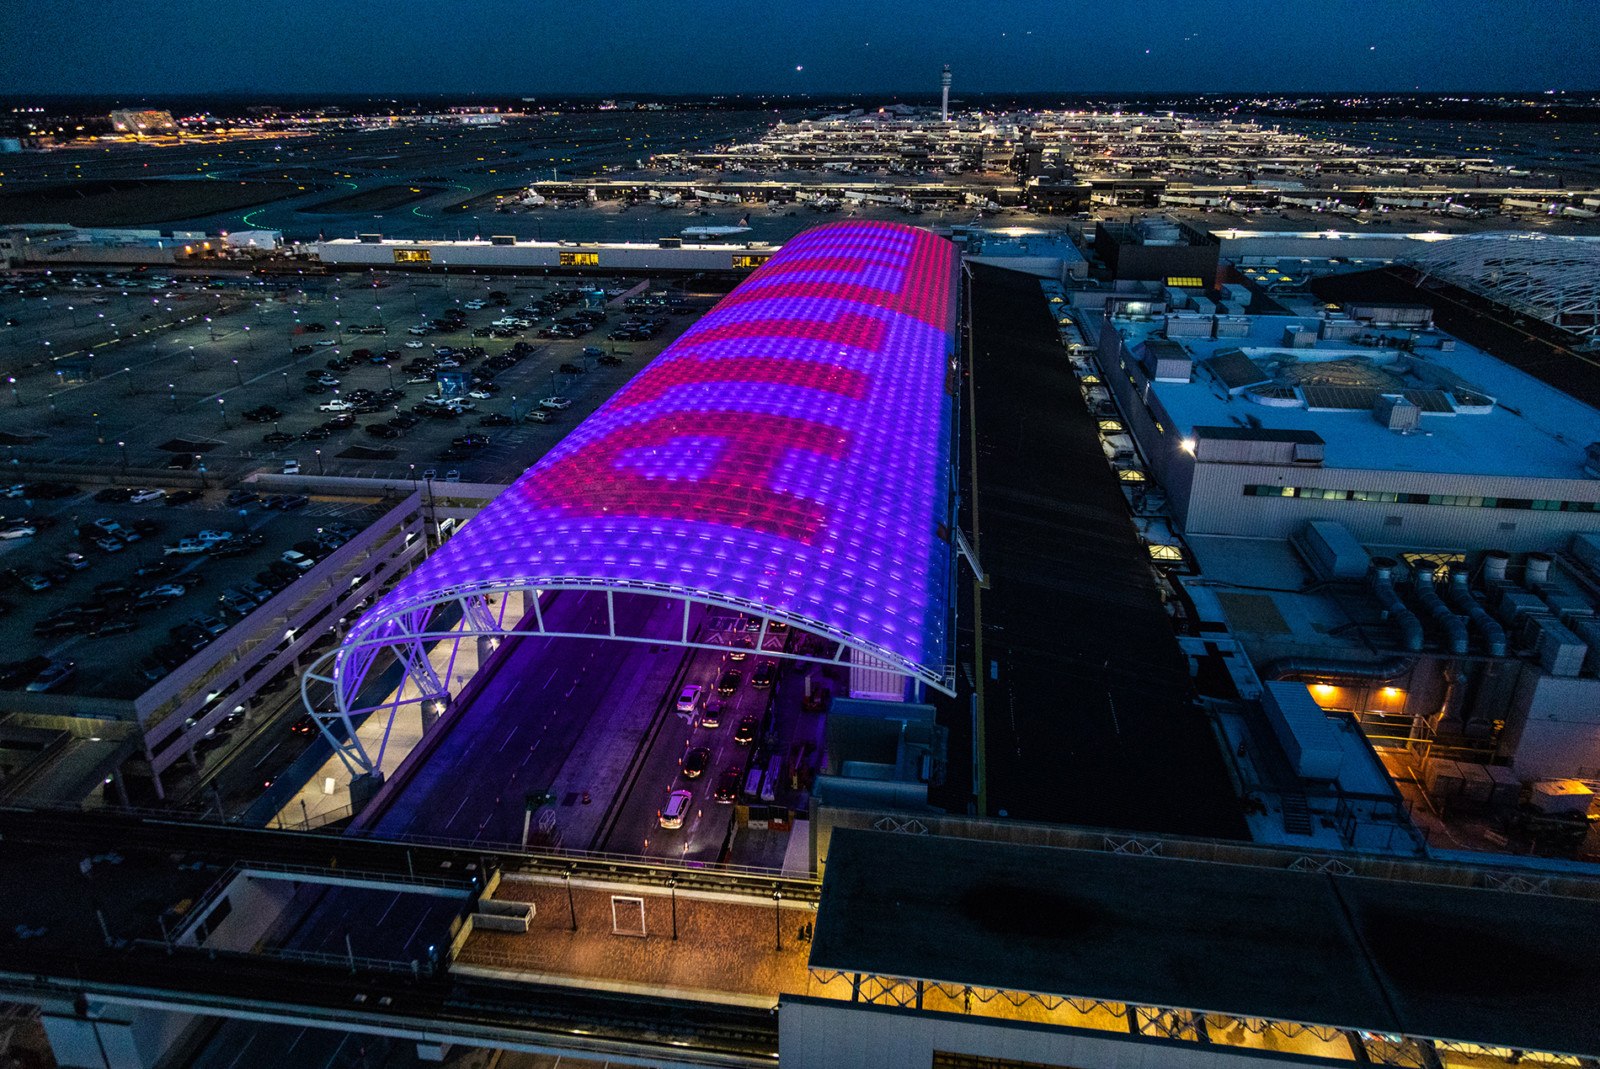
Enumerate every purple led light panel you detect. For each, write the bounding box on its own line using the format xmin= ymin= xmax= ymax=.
xmin=351 ymin=221 xmax=958 ymax=682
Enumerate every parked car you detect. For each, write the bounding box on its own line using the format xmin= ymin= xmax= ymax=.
xmin=25 ymin=660 xmax=76 ymax=693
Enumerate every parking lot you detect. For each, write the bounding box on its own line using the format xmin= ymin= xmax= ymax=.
xmin=0 ymin=481 xmax=386 ymax=700
xmin=0 ymin=268 xmax=711 ymax=488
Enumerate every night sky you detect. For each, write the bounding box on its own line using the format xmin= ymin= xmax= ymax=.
xmin=2 ymin=0 xmax=1597 ymax=96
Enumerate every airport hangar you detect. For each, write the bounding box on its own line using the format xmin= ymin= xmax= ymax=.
xmin=301 ymin=219 xmax=965 ymax=785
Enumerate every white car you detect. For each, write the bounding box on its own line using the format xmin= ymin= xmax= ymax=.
xmin=675 ymin=684 xmax=703 ymax=714
xmin=196 ymin=530 xmax=235 ymax=543
xmin=164 ymin=539 xmax=209 ymax=556
xmin=0 ymin=525 xmax=35 ymax=540
xmin=539 ymin=396 xmax=573 ymax=410
xmin=282 ymin=459 xmax=301 ymax=475
xmin=318 ymin=399 xmax=354 ymax=412
xmin=129 ymin=488 xmax=166 ymax=504
xmin=281 ymin=550 xmax=315 ymax=571
xmin=659 ymin=789 xmax=693 ymax=830
xmin=316 ymin=339 xmax=337 ymax=347
xmin=464 ymin=299 xmax=487 ymax=310
xmin=404 ymin=341 xmax=425 ymax=349
xmin=525 ymin=411 xmax=553 ymax=424
xmin=467 ymin=389 xmax=493 ymax=400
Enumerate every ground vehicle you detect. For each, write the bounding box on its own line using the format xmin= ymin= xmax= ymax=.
xmin=675 ymin=684 xmax=702 ymax=715
xmin=734 ymin=715 xmax=757 ymax=745
xmin=682 ymin=747 xmax=711 ymax=779
xmin=262 ymin=431 xmax=295 ymax=445
xmin=0 ymin=525 xmax=35 ymax=540
xmin=452 ymin=433 xmax=490 ymax=449
xmin=366 ymin=424 xmax=401 ymax=438
xmin=558 ymin=363 xmax=585 ymax=375
xmin=61 ymin=552 xmax=90 ymax=571
xmin=539 ymin=396 xmax=572 ymax=410
xmin=659 ymin=789 xmax=693 ymax=829
xmin=281 ymin=550 xmax=314 ymax=571
xmin=290 ymin=713 xmax=316 ymax=736
xmin=282 ymin=459 xmax=301 ymax=475
xmin=301 ymin=426 xmax=331 ymax=441
xmin=713 ymin=767 xmax=741 ymax=803
xmin=166 ymin=489 xmax=202 ymax=506
xmin=163 ymin=539 xmax=209 ymax=556
xmin=598 ymin=354 xmax=623 ymax=367
xmin=525 ymin=411 xmax=553 ymax=424
xmin=752 ymin=661 xmax=777 ymax=689
xmin=699 ymin=700 xmax=723 ymax=728
xmin=91 ymin=618 xmax=137 ymax=637
xmin=319 ymin=399 xmax=354 ymax=413
xmin=129 ymin=488 xmax=165 ymax=504
xmin=94 ymin=487 xmax=135 ymax=504
xmin=25 ymin=661 xmax=75 ymax=693
xmin=717 ymin=670 xmax=741 ymax=695
xmin=92 ymin=536 xmax=124 ymax=553
xmin=478 ymin=413 xmax=513 ymax=427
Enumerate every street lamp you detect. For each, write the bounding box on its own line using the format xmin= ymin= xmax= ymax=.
xmin=217 ymin=396 xmax=228 ymax=428
xmin=7 ymin=377 xmax=17 ymax=406
xmin=205 ymin=316 xmax=215 ymax=341
xmin=315 ymin=449 xmax=323 ymax=475
xmin=124 ymin=366 xmax=135 ymax=396
xmin=232 ymin=358 xmax=242 ymax=386
xmin=188 ymin=345 xmax=196 ymax=370
xmin=117 ymin=440 xmax=128 ymax=472
xmin=243 ymin=324 xmax=253 ymax=352
xmin=168 ymin=383 xmax=177 ymax=412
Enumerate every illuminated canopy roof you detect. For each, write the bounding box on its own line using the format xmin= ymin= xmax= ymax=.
xmin=346 ymin=221 xmax=959 ymax=692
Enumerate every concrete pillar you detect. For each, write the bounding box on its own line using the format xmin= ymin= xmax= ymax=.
xmin=475 ymin=635 xmax=495 ymax=665
xmin=110 ymin=768 xmax=130 ymax=808
xmin=41 ymin=1000 xmax=197 ymax=1069
xmin=415 ymin=1042 xmax=452 ymax=1062
xmin=349 ymin=770 xmax=385 ymax=813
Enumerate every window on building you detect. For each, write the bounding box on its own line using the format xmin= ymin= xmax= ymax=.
xmin=731 ymin=254 xmax=771 ymax=269
xmin=558 ymin=251 xmax=599 ymax=266
xmin=392 ymin=248 xmax=432 ymax=264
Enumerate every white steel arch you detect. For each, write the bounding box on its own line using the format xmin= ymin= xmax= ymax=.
xmin=1409 ymin=232 xmax=1600 ymax=343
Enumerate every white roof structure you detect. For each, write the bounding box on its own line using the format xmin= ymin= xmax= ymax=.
xmin=1408 ymin=232 xmax=1600 ymax=344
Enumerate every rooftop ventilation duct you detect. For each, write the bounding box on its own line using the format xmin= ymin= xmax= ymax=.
xmin=1448 ymin=568 xmax=1507 ymax=657
xmin=1370 ymin=557 xmax=1423 ymax=652
xmin=1413 ymin=563 xmax=1469 ymax=655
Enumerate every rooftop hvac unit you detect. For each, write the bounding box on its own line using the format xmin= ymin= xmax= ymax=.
xmin=490 ymin=235 xmax=516 ymax=246
xmin=358 ymin=233 xmax=383 ymax=244
xmin=657 ymin=237 xmax=682 ymax=249
xmin=1283 ymin=325 xmax=1317 ymax=349
xmin=1373 ymin=394 xmax=1421 ymax=433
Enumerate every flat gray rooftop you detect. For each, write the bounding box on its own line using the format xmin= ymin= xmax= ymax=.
xmin=1115 ymin=312 xmax=1600 ymax=480
xmin=812 ymin=829 xmax=1600 ymax=1057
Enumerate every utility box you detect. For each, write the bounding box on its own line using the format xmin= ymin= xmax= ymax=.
xmin=1262 ymin=681 xmax=1344 ymax=782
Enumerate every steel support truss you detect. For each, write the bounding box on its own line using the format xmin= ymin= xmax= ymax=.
xmin=1409 ymin=232 xmax=1600 ymax=343
xmin=302 ymin=582 xmax=956 ymax=776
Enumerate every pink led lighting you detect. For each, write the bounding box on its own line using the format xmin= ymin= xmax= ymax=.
xmin=352 ymin=220 xmax=958 ymax=683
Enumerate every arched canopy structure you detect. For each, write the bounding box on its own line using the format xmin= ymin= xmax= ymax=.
xmin=1409 ymin=232 xmax=1600 ymax=342
xmin=308 ymin=221 xmax=961 ymax=773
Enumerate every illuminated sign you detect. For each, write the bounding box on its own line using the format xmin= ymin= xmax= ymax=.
xmin=732 ymin=253 xmax=772 ymax=269
xmin=558 ymin=251 xmax=599 ymax=266
xmin=353 ymin=221 xmax=958 ymax=683
xmin=393 ymin=248 xmax=432 ymax=264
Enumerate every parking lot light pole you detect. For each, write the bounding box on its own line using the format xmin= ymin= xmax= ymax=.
xmin=281 ymin=370 xmax=289 ymax=395
xmin=188 ymin=345 xmax=197 ymax=370
xmin=232 ymin=358 xmax=242 ymax=386
xmin=168 ymin=383 xmax=177 ymax=412
xmin=124 ymin=366 xmax=135 ymax=396
xmin=117 ymin=441 xmax=127 ymax=473
xmin=315 ymin=449 xmax=323 ymax=475
xmin=217 ymin=397 xmax=228 ymax=429
xmin=7 ymin=377 xmax=18 ymax=406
